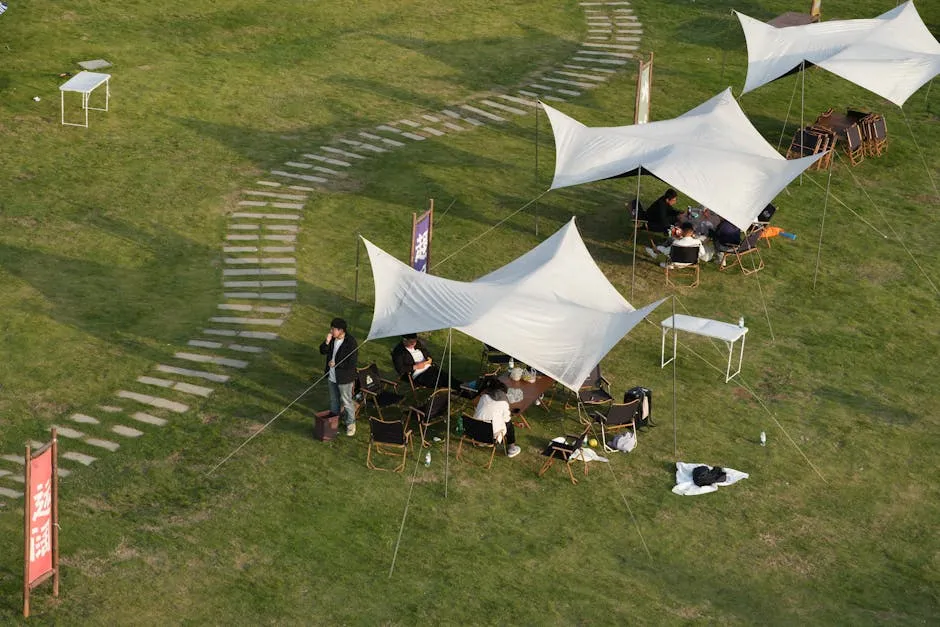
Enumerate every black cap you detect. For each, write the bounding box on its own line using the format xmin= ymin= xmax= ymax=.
xmin=330 ymin=318 xmax=347 ymax=331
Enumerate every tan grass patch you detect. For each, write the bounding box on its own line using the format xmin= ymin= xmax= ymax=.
xmin=857 ymin=260 xmax=903 ymax=285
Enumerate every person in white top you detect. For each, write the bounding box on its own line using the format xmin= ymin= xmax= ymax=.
xmin=472 ymin=377 xmax=521 ymax=458
xmin=646 ymin=222 xmax=708 ymax=263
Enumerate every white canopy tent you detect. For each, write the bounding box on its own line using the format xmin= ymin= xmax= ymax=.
xmin=736 ymin=2 xmax=940 ymax=107
xmin=542 ymin=89 xmax=824 ymax=231
xmin=365 ymin=218 xmax=665 ymax=392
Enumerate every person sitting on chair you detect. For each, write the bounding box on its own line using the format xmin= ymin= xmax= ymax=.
xmin=715 ymin=218 xmax=741 ymax=248
xmin=646 ymin=222 xmax=706 ymax=262
xmin=472 ymin=377 xmax=521 ymax=458
xmin=645 ymin=188 xmax=681 ymax=234
xmin=391 ymin=333 xmax=461 ymax=390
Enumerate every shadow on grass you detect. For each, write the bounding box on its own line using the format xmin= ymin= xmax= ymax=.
xmin=814 ymin=386 xmax=918 ymax=426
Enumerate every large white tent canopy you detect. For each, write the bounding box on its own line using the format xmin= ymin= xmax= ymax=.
xmin=736 ymin=2 xmax=940 ymax=106
xmin=365 ymin=218 xmax=665 ymax=392
xmin=542 ymin=89 xmax=823 ymax=231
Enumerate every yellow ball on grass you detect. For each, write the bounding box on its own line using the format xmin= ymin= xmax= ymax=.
xmin=588 ymin=438 xmax=598 ymax=447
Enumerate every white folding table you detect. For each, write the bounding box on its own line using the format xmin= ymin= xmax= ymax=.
xmin=661 ymin=314 xmax=748 ymax=382
xmin=59 ymin=71 xmax=111 ymax=127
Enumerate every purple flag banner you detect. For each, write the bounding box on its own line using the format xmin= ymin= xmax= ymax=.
xmin=410 ymin=205 xmax=433 ymax=273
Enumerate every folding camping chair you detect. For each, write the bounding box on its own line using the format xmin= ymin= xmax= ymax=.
xmin=407 ymin=388 xmax=452 ymax=447
xmin=807 ymin=126 xmax=836 ymax=170
xmin=538 ymin=426 xmax=592 ymax=485
xmin=479 ymin=343 xmax=512 ymax=376
xmin=719 ymin=226 xmax=765 ymax=275
xmin=456 ymin=414 xmax=506 ymax=470
xmin=786 ymin=128 xmax=824 ymax=161
xmin=366 ymin=414 xmax=414 ymax=472
xmin=593 ymin=398 xmax=640 ymax=452
xmin=754 ymin=203 xmax=778 ymax=249
xmin=664 ymin=244 xmax=700 ymax=288
xmin=356 ymin=363 xmax=404 ymax=420
xmin=860 ymin=114 xmax=888 ymax=157
xmin=844 ymin=123 xmax=866 ymax=166
xmin=565 ymin=364 xmax=613 ymax=411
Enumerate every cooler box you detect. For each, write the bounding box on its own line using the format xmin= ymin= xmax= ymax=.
xmin=314 ymin=410 xmax=339 ymax=441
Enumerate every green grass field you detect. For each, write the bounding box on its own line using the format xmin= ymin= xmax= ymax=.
xmin=1 ymin=0 xmax=938 ymax=624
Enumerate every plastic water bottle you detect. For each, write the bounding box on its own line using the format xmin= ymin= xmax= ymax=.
xmin=780 ymin=231 xmax=797 ymax=240
xmin=508 ymin=357 xmax=514 ymax=370
xmin=424 ymin=452 xmax=431 ymax=467
xmin=760 ymin=431 xmax=767 ymax=447
xmin=738 ymin=316 xmax=745 ymax=328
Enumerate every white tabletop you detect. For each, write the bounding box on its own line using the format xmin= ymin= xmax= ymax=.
xmin=60 ymin=71 xmax=111 ymax=93
xmin=661 ymin=314 xmax=747 ymax=342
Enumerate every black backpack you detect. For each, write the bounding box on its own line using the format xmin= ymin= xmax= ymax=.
xmin=624 ymin=387 xmax=653 ymax=428
xmin=692 ymin=465 xmax=727 ymax=487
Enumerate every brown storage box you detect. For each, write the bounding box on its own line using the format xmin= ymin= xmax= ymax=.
xmin=314 ymin=410 xmax=339 ymax=441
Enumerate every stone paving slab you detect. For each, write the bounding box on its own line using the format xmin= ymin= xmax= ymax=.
xmin=480 ymin=99 xmax=527 ymax=115
xmin=422 ymin=127 xmax=445 ymax=136
xmin=117 ymin=390 xmax=190 ymax=413
xmin=224 ymin=246 xmax=258 ymax=253
xmin=71 ymin=413 xmax=100 ymax=424
xmin=573 ymin=56 xmax=628 ymax=65
xmin=98 ymin=405 xmax=123 ymax=413
xmin=1 ymin=454 xmax=25 ymax=465
xmin=226 ymin=234 xmax=260 ymax=241
xmin=222 ymin=268 xmax=297 ymax=277
xmin=222 ymin=280 xmax=297 ymax=288
xmin=243 ymin=190 xmax=307 ymax=200
xmin=223 ymin=292 xmax=296 ymax=300
xmin=498 ymin=94 xmax=537 ymax=107
xmin=303 ymin=154 xmax=351 ymax=167
xmin=544 ymin=77 xmax=595 ymax=89
xmin=63 ymin=451 xmax=97 ymax=466
xmin=442 ymin=122 xmax=466 ymax=132
xmin=400 ymin=132 xmax=426 ymax=141
xmin=112 ymin=425 xmax=144 ymax=437
xmin=0 ymin=487 xmax=23 ymax=498
xmin=270 ymin=170 xmax=328 ymax=183
xmin=231 ymin=213 xmax=301 ymax=220
xmin=54 ymin=425 xmax=86 ymax=439
xmin=86 ymin=438 xmax=120 ymax=452
xmin=229 ymin=344 xmax=265 ymax=354
xmin=174 ymin=352 xmax=249 ymax=369
xmin=322 ymin=146 xmax=368 ymax=159
xmin=209 ymin=316 xmax=285 ymax=326
xmin=131 ymin=412 xmax=168 ymax=427
xmin=360 ymin=132 xmax=404 ymax=147
xmin=556 ymin=70 xmax=609 ymax=81
xmin=157 ymin=364 xmax=230 ymax=383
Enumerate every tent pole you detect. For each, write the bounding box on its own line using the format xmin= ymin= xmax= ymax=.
xmin=630 ymin=167 xmax=642 ymax=302
xmin=444 ymin=328 xmax=452 ymax=499
xmin=354 ymin=232 xmax=361 ymax=305
xmin=799 ymin=61 xmax=805 ymax=185
xmin=812 ymin=155 xmax=835 ymax=290
xmin=671 ymin=295 xmax=678 ymax=460
xmin=534 ymin=102 xmax=540 ymax=238
xmin=776 ymin=72 xmax=800 ymax=152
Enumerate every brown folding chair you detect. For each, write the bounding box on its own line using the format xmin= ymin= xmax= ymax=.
xmin=456 ymin=414 xmax=505 ymax=470
xmin=664 ymin=244 xmax=700 ymax=288
xmin=356 ymin=363 xmax=403 ymax=420
xmin=861 ymin=114 xmax=888 ymax=157
xmin=720 ymin=226 xmax=765 ymax=275
xmin=538 ymin=426 xmax=592 ymax=485
xmin=565 ymin=364 xmax=613 ymax=411
xmin=786 ymin=127 xmax=823 ymax=161
xmin=407 ymin=388 xmax=452 ymax=447
xmin=593 ymin=399 xmax=640 ymax=452
xmin=844 ymin=124 xmax=865 ymax=166
xmin=366 ymin=414 xmax=413 ymax=472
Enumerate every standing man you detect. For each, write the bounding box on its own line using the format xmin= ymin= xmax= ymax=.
xmin=319 ymin=318 xmax=359 ymax=436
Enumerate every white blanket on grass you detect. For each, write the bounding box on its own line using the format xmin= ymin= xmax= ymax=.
xmin=672 ymin=461 xmax=748 ymax=496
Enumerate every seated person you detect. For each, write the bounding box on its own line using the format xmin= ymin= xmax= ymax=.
xmin=391 ymin=333 xmax=461 ymax=390
xmin=646 ymin=222 xmax=707 ymax=262
xmin=715 ymin=219 xmax=742 ymax=248
xmin=645 ymin=188 xmax=681 ymax=234
xmin=472 ymin=377 xmax=521 ymax=458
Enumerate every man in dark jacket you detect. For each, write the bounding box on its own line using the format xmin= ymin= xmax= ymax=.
xmin=646 ymin=188 xmax=681 ymax=234
xmin=391 ymin=334 xmax=460 ymax=390
xmin=319 ymin=317 xmax=359 ymax=436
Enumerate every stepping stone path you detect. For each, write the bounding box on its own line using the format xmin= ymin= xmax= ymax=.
xmin=0 ymin=1 xmax=642 ymax=501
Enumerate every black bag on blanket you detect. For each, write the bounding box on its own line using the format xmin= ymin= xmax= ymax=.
xmin=692 ymin=465 xmax=727 ymax=487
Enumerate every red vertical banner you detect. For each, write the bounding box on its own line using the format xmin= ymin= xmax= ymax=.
xmin=23 ymin=431 xmax=59 ymax=618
